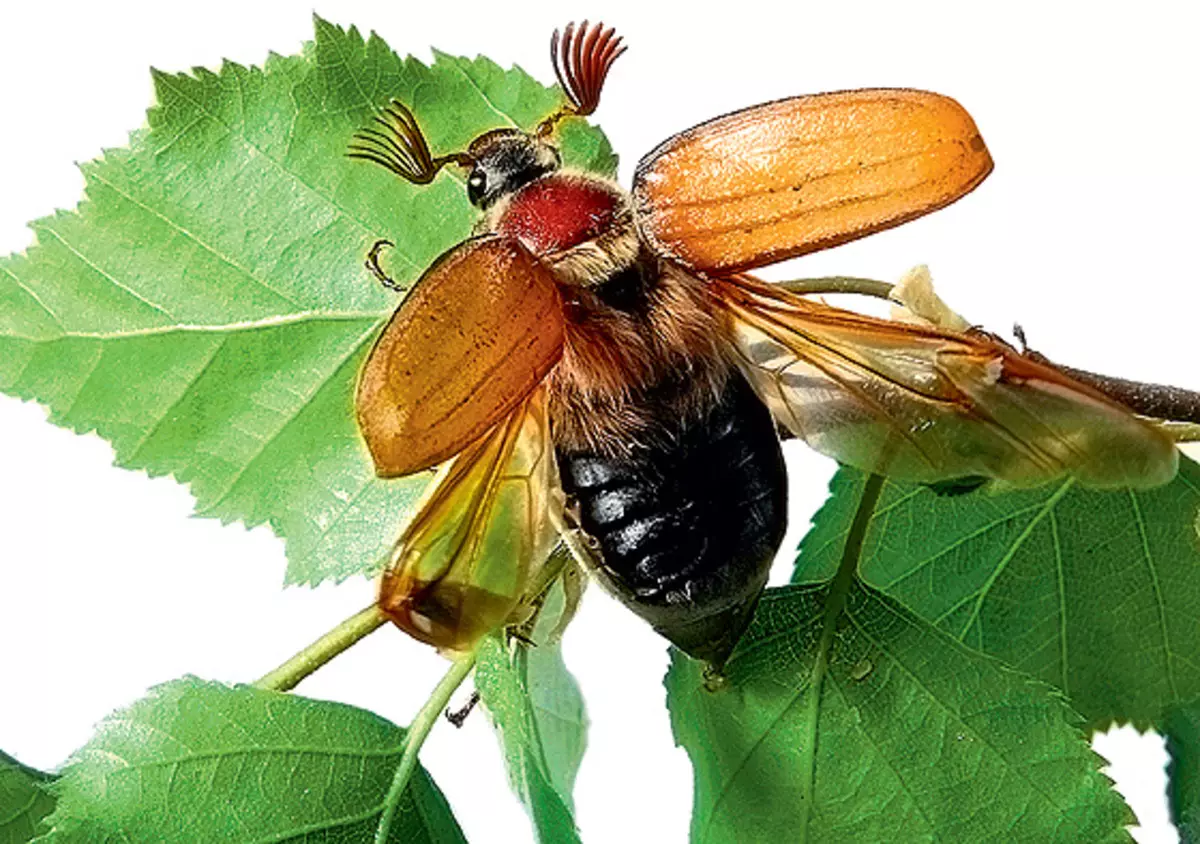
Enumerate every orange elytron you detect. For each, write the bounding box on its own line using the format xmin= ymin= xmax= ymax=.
xmin=351 ymin=23 xmax=1178 ymax=662
xmin=634 ymin=89 xmax=993 ymax=274
xmin=357 ymin=237 xmax=563 ymax=478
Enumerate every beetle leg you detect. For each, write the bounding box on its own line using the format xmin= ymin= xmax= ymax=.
xmin=365 ymin=238 xmax=406 ymax=292
xmin=444 ymin=690 xmax=481 ymax=728
xmin=1012 ymin=323 xmax=1030 ymax=352
xmin=506 ymin=542 xmax=588 ymax=646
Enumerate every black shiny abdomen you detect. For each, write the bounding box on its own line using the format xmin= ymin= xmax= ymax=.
xmin=557 ymin=372 xmax=787 ymax=664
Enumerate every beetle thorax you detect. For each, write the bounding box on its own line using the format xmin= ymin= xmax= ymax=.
xmin=494 ymin=173 xmax=620 ymax=253
xmin=485 ymin=171 xmax=640 ymax=288
xmin=482 ymin=172 xmax=731 ymax=457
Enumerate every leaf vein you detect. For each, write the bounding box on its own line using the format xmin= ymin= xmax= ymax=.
xmin=153 ymin=72 xmax=422 ymax=274
xmin=952 ymin=480 xmax=1075 ymax=639
xmin=702 ymin=682 xmax=811 ymax=838
xmin=125 ymin=336 xmax=227 ymax=461
xmin=847 ymin=601 xmax=1090 ymax=828
xmin=5 ymin=312 xmax=384 ymax=342
xmin=323 ymin=23 xmax=381 ymax=119
xmin=1050 ymin=510 xmax=1070 ymax=698
xmin=827 ymin=674 xmax=938 ymax=834
xmin=0 ymin=262 xmax=66 ymax=331
xmin=879 ymin=499 xmax=1061 ymax=592
xmin=1127 ymin=489 xmax=1180 ymax=701
xmin=151 ymin=115 xmax=206 ymax=156
xmin=0 ymin=788 xmax=43 ymax=826
xmin=84 ymin=167 xmax=303 ymax=310
xmin=450 ymin=59 xmax=520 ymax=128
xmin=195 ymin=322 xmax=379 ymax=514
xmin=93 ymin=744 xmax=405 ymax=773
xmin=291 ymin=474 xmax=377 ymax=559
xmin=56 ymin=344 xmax=107 ymax=421
xmin=37 ymin=226 xmax=178 ymax=321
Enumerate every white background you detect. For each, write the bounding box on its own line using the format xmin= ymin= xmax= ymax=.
xmin=0 ymin=1 xmax=1197 ymax=841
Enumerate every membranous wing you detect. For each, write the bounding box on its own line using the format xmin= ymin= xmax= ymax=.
xmin=712 ymin=275 xmax=1178 ymax=489
xmin=633 ymin=89 xmax=993 ymax=275
xmin=378 ymin=389 xmax=561 ymax=651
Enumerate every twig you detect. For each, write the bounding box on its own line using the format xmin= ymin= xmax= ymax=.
xmin=254 ymin=604 xmax=387 ymax=692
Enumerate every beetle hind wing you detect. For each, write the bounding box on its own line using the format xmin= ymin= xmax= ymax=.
xmin=711 ymin=274 xmax=1177 ymax=489
xmin=378 ymin=389 xmax=564 ymax=652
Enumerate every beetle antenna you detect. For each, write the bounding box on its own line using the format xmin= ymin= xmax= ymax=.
xmin=538 ymin=21 xmax=626 ymax=137
xmin=348 ymin=99 xmax=472 ymax=184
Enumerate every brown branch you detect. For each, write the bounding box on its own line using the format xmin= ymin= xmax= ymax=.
xmin=1026 ymin=351 xmax=1200 ymax=425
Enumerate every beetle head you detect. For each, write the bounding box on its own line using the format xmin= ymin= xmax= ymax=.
xmin=464 ymin=130 xmax=561 ymax=208
xmin=347 ymin=22 xmax=624 ymax=209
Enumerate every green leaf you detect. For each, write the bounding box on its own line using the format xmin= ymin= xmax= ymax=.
xmin=1166 ymin=700 xmax=1200 ymax=842
xmin=35 ymin=677 xmax=464 ymax=843
xmin=666 ymin=581 xmax=1134 ymax=843
xmin=0 ymin=17 xmax=615 ymax=586
xmin=796 ymin=462 xmax=1200 ymax=727
xmin=0 ymin=752 xmax=55 ymax=843
xmin=476 ymin=573 xmax=588 ymax=843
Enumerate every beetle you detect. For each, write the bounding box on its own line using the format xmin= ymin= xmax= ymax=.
xmin=348 ymin=22 xmax=1177 ymax=664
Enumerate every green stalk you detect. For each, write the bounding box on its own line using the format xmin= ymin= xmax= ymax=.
xmin=374 ymin=651 xmax=477 ymax=843
xmin=254 ymin=604 xmax=387 ymax=692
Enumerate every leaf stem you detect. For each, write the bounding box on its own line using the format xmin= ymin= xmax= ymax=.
xmin=375 ymin=651 xmax=477 ymax=843
xmin=798 ymin=472 xmax=885 ymax=842
xmin=254 ymin=604 xmax=387 ymax=692
xmin=776 ymin=276 xmax=896 ymax=299
xmin=1156 ymin=420 xmax=1200 ymax=443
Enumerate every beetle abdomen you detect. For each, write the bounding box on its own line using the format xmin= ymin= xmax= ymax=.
xmin=556 ymin=371 xmax=787 ymax=664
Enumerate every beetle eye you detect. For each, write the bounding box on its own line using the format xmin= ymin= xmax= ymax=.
xmin=467 ymin=171 xmax=487 ymax=206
